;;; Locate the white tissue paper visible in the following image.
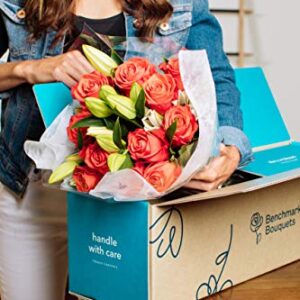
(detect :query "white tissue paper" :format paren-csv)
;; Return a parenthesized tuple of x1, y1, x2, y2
(25, 50, 217, 202)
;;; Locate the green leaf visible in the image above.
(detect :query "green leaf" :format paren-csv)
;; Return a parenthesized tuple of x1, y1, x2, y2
(79, 34, 99, 48)
(163, 57, 169, 63)
(135, 88, 146, 119)
(113, 118, 125, 150)
(77, 130, 83, 150)
(178, 142, 197, 167)
(72, 117, 105, 129)
(103, 118, 115, 130)
(111, 49, 124, 65)
(107, 153, 133, 172)
(120, 154, 134, 170)
(130, 83, 142, 103)
(113, 110, 143, 128)
(166, 120, 178, 144)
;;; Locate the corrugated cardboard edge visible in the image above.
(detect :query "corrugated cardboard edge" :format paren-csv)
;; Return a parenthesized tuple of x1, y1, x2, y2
(154, 168, 300, 207)
(68, 291, 94, 300)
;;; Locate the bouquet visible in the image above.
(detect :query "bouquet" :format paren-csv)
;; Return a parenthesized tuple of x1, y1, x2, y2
(25, 36, 217, 201)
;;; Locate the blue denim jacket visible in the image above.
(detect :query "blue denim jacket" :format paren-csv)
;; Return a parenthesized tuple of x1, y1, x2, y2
(0, 0, 252, 196)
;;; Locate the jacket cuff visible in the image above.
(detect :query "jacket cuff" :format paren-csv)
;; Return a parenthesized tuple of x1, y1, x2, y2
(218, 126, 253, 167)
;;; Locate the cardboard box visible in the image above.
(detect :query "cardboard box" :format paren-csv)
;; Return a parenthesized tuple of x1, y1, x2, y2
(34, 68, 300, 300)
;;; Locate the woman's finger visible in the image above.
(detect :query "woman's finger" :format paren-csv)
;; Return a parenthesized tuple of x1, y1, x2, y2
(184, 179, 222, 191)
(71, 51, 95, 74)
(54, 67, 77, 87)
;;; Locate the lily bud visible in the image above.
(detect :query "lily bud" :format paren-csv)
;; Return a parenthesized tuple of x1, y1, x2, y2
(85, 97, 113, 118)
(48, 161, 79, 184)
(82, 45, 118, 77)
(142, 109, 163, 131)
(130, 82, 142, 104)
(66, 153, 83, 163)
(107, 153, 133, 172)
(87, 127, 126, 153)
(99, 85, 117, 101)
(105, 94, 136, 120)
(87, 126, 111, 137)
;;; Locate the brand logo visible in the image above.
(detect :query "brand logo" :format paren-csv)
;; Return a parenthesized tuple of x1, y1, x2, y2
(250, 212, 264, 244)
(250, 205, 300, 245)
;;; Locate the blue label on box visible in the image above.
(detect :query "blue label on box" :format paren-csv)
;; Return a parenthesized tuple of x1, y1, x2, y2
(68, 193, 149, 300)
(243, 142, 300, 176)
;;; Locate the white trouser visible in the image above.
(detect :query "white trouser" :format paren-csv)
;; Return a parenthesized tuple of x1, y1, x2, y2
(0, 176, 68, 300)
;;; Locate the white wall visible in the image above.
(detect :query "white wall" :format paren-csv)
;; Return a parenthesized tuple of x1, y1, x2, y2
(251, 0, 300, 140)
(210, 0, 300, 140)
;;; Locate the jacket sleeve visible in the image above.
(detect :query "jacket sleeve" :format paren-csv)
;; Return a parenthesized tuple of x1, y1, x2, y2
(186, 0, 252, 165)
(0, 13, 8, 58)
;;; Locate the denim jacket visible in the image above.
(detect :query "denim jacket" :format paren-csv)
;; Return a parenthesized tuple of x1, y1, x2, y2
(0, 0, 252, 196)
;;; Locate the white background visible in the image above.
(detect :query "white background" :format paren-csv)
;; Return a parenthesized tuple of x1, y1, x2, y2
(210, 0, 300, 140)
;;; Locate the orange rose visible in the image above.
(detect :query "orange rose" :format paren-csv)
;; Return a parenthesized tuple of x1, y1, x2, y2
(73, 166, 102, 193)
(163, 105, 198, 147)
(143, 161, 182, 192)
(143, 73, 178, 114)
(133, 162, 146, 176)
(114, 57, 156, 95)
(159, 57, 184, 91)
(128, 128, 170, 163)
(67, 110, 92, 146)
(79, 143, 109, 175)
(71, 71, 109, 104)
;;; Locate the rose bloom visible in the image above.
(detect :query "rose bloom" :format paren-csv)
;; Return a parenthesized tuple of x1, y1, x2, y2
(163, 105, 198, 147)
(71, 71, 109, 104)
(159, 57, 184, 91)
(73, 166, 102, 193)
(114, 57, 156, 95)
(128, 128, 170, 163)
(67, 110, 92, 146)
(133, 162, 146, 177)
(79, 143, 109, 175)
(143, 73, 178, 115)
(143, 161, 182, 192)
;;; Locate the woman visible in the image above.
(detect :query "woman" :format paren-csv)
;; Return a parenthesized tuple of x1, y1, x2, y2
(0, 0, 252, 299)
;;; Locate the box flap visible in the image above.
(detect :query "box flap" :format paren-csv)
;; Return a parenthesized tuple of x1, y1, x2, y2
(33, 83, 72, 127)
(242, 142, 300, 176)
(235, 67, 290, 148)
(155, 167, 300, 207)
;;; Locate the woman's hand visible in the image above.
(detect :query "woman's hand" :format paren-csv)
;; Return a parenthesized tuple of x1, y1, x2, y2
(15, 50, 94, 87)
(184, 144, 241, 191)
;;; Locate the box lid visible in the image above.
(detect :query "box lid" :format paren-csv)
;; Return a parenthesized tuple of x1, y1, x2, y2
(33, 82, 72, 127)
(235, 67, 290, 149)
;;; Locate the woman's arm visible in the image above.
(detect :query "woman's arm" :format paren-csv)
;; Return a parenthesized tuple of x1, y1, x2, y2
(184, 0, 252, 190)
(0, 14, 94, 91)
(0, 52, 95, 92)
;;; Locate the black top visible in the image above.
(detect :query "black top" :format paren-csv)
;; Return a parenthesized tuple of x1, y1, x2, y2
(65, 12, 126, 50)
(0, 15, 8, 57)
(0, 12, 126, 56)
(75, 13, 125, 37)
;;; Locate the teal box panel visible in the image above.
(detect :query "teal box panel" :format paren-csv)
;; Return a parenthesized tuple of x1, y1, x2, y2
(68, 193, 149, 300)
(235, 68, 290, 148)
(33, 83, 72, 127)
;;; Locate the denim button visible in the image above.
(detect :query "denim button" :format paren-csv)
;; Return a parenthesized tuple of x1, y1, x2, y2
(16, 9, 26, 20)
(160, 22, 170, 31)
